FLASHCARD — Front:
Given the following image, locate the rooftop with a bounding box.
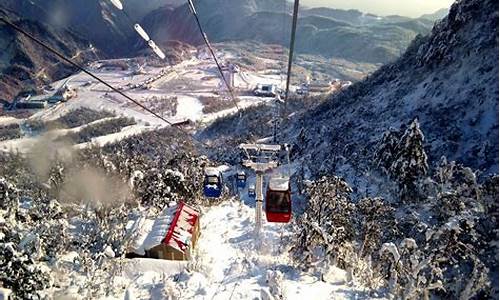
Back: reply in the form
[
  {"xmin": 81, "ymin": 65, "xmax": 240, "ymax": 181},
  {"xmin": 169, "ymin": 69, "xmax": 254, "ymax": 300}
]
[{"xmin": 269, "ymin": 177, "xmax": 289, "ymax": 191}]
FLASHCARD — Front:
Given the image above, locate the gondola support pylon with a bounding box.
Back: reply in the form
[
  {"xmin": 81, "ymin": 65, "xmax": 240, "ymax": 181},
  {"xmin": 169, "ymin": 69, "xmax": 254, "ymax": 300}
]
[{"xmin": 239, "ymin": 144, "xmax": 280, "ymax": 239}]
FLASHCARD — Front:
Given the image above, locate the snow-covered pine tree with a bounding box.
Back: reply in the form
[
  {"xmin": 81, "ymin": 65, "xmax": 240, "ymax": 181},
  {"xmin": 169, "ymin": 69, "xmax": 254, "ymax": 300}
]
[
  {"xmin": 379, "ymin": 238, "xmax": 444, "ymax": 299},
  {"xmin": 291, "ymin": 176, "xmax": 355, "ymax": 271},
  {"xmin": 375, "ymin": 161, "xmax": 498, "ymax": 299},
  {"xmin": 295, "ymin": 161, "xmax": 307, "ymax": 195},
  {"xmin": 432, "ymin": 158, "xmax": 485, "ymax": 221},
  {"xmin": 374, "ymin": 128, "xmax": 401, "ymax": 174},
  {"xmin": 46, "ymin": 157, "xmax": 67, "ymax": 198},
  {"xmin": 480, "ymin": 175, "xmax": 499, "ymax": 222},
  {"xmin": 0, "ymin": 177, "xmax": 51, "ymax": 299},
  {"xmin": 422, "ymin": 215, "xmax": 492, "ymax": 298},
  {"xmin": 356, "ymin": 197, "xmax": 397, "ymax": 258},
  {"xmin": 0, "ymin": 177, "xmax": 18, "ymax": 216},
  {"xmin": 389, "ymin": 119, "xmax": 429, "ymax": 202},
  {"xmin": 0, "ymin": 243, "xmax": 50, "ymax": 300}
]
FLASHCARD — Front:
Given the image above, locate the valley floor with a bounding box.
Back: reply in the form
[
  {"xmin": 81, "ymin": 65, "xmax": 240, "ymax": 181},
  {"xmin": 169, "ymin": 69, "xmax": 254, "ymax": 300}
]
[{"xmin": 0, "ymin": 54, "xmax": 280, "ymax": 153}]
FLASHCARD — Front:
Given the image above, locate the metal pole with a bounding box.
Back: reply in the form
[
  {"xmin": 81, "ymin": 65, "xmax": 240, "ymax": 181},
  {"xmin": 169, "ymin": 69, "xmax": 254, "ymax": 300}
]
[
  {"xmin": 255, "ymin": 171, "xmax": 263, "ymax": 236},
  {"xmin": 273, "ymin": 119, "xmax": 277, "ymax": 143},
  {"xmin": 283, "ymin": 0, "xmax": 300, "ymax": 118},
  {"xmin": 285, "ymin": 144, "xmax": 291, "ymax": 177}
]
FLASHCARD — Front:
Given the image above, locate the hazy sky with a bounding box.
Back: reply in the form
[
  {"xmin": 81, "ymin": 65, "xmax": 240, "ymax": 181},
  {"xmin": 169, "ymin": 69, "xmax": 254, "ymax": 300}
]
[{"xmin": 301, "ymin": 0, "xmax": 455, "ymax": 17}]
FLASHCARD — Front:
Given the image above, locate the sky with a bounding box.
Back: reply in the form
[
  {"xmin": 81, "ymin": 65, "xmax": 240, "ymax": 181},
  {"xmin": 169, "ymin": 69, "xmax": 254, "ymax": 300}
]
[{"xmin": 301, "ymin": 0, "xmax": 455, "ymax": 18}]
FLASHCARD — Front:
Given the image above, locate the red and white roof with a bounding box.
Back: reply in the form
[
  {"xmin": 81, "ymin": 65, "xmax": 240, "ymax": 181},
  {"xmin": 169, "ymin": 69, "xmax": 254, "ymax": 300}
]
[
  {"xmin": 143, "ymin": 202, "xmax": 199, "ymax": 254},
  {"xmin": 163, "ymin": 202, "xmax": 199, "ymax": 253}
]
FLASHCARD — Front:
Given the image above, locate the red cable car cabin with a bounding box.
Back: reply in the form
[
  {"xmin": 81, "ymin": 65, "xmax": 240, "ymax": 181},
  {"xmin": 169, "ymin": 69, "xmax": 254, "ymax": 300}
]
[{"xmin": 265, "ymin": 177, "xmax": 292, "ymax": 223}]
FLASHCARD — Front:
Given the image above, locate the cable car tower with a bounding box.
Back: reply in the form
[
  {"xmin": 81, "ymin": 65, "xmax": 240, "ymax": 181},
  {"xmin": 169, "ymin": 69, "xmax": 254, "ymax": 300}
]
[{"xmin": 239, "ymin": 144, "xmax": 281, "ymax": 236}]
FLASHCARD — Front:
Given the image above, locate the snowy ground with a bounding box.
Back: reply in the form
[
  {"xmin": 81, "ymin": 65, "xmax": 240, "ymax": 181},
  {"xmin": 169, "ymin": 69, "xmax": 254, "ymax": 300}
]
[
  {"xmin": 0, "ymin": 50, "xmax": 287, "ymax": 153},
  {"xmin": 0, "ymin": 116, "xmax": 21, "ymax": 126},
  {"xmin": 117, "ymin": 200, "xmax": 377, "ymax": 300},
  {"xmin": 92, "ymin": 169, "xmax": 376, "ymax": 300}
]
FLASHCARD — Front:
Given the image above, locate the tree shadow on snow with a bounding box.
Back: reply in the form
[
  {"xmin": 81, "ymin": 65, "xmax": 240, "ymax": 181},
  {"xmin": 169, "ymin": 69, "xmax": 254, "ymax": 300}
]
[{"xmin": 228, "ymin": 230, "xmax": 253, "ymax": 244}]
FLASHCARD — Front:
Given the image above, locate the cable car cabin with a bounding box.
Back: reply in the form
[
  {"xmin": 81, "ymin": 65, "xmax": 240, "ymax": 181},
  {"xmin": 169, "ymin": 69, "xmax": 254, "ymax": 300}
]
[
  {"xmin": 248, "ymin": 184, "xmax": 256, "ymax": 198},
  {"xmin": 236, "ymin": 171, "xmax": 246, "ymax": 188},
  {"xmin": 203, "ymin": 168, "xmax": 223, "ymax": 198},
  {"xmin": 265, "ymin": 177, "xmax": 292, "ymax": 223}
]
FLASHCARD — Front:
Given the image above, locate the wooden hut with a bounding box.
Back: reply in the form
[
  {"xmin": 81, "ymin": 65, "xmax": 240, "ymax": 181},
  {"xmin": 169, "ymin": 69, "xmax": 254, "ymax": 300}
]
[{"xmin": 143, "ymin": 202, "xmax": 200, "ymax": 260}]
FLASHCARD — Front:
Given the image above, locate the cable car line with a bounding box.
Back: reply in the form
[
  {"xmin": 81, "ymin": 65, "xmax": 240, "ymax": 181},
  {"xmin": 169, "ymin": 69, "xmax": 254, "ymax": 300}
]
[{"xmin": 186, "ymin": 0, "xmax": 241, "ymax": 113}]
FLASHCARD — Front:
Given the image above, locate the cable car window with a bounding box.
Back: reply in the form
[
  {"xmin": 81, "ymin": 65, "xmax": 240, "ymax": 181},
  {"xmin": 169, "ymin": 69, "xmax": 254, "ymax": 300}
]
[
  {"xmin": 267, "ymin": 192, "xmax": 290, "ymax": 213},
  {"xmin": 206, "ymin": 176, "xmax": 219, "ymax": 184},
  {"xmin": 237, "ymin": 174, "xmax": 246, "ymax": 180}
]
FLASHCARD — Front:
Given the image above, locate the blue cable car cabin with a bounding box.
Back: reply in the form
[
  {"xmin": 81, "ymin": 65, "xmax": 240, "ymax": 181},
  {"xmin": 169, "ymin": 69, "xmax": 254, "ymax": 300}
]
[
  {"xmin": 236, "ymin": 171, "xmax": 247, "ymax": 188},
  {"xmin": 248, "ymin": 184, "xmax": 256, "ymax": 198},
  {"xmin": 203, "ymin": 167, "xmax": 223, "ymax": 198}
]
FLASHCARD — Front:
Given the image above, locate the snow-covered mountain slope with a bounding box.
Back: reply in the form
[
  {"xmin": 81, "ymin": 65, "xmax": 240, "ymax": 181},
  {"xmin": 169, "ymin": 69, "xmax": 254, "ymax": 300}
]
[
  {"xmin": 0, "ymin": 0, "xmax": 138, "ymax": 57},
  {"xmin": 288, "ymin": 0, "xmax": 498, "ymax": 175},
  {"xmin": 0, "ymin": 8, "xmax": 94, "ymax": 102},
  {"xmin": 0, "ymin": 48, "xmax": 292, "ymax": 152},
  {"xmin": 122, "ymin": 0, "xmax": 183, "ymax": 20}
]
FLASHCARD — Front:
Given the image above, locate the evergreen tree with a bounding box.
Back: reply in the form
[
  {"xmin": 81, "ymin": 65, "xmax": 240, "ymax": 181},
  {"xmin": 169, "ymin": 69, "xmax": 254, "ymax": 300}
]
[
  {"xmin": 0, "ymin": 178, "xmax": 50, "ymax": 299},
  {"xmin": 0, "ymin": 178, "xmax": 18, "ymax": 220},
  {"xmin": 0, "ymin": 243, "xmax": 50, "ymax": 300},
  {"xmin": 374, "ymin": 128, "xmax": 401, "ymax": 174},
  {"xmin": 356, "ymin": 197, "xmax": 397, "ymax": 258},
  {"xmin": 292, "ymin": 176, "xmax": 355, "ymax": 269},
  {"xmin": 389, "ymin": 119, "xmax": 429, "ymax": 201}
]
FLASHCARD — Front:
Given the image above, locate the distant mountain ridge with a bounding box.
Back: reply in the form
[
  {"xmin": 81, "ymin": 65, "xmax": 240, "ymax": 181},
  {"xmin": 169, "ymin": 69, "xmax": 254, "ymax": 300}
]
[
  {"xmin": 0, "ymin": 0, "xmax": 143, "ymax": 56},
  {"xmin": 0, "ymin": 0, "xmax": 444, "ymax": 64},
  {"xmin": 141, "ymin": 0, "xmax": 440, "ymax": 64},
  {"xmin": 0, "ymin": 0, "xmax": 452, "ymax": 103},
  {"xmin": 420, "ymin": 8, "xmax": 450, "ymax": 21},
  {"xmin": 122, "ymin": 0, "xmax": 184, "ymax": 20}
]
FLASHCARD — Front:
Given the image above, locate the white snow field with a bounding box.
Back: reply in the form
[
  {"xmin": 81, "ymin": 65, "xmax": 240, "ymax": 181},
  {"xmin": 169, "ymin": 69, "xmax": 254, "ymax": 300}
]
[
  {"xmin": 119, "ymin": 200, "xmax": 377, "ymax": 300},
  {"xmin": 0, "ymin": 116, "xmax": 21, "ymax": 126},
  {"xmin": 0, "ymin": 50, "xmax": 283, "ymax": 153}
]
